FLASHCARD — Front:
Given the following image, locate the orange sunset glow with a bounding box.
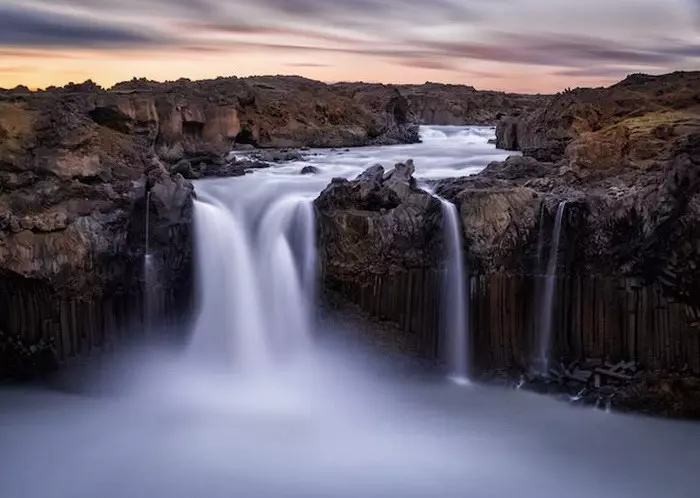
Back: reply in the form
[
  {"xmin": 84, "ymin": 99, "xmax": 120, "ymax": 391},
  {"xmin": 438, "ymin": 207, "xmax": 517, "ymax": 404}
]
[{"xmin": 1, "ymin": 1, "xmax": 699, "ymax": 92}]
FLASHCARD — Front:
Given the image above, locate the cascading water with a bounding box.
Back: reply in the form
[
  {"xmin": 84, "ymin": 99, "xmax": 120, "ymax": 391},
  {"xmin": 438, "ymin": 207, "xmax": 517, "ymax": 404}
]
[
  {"xmin": 535, "ymin": 201, "xmax": 567, "ymax": 375},
  {"xmin": 143, "ymin": 190, "xmax": 156, "ymax": 331},
  {"xmin": 190, "ymin": 187, "xmax": 316, "ymax": 376},
  {"xmin": 418, "ymin": 184, "xmax": 470, "ymax": 384},
  {"xmin": 441, "ymin": 199, "xmax": 470, "ymax": 384},
  {"xmin": 535, "ymin": 204, "xmax": 547, "ymax": 271}
]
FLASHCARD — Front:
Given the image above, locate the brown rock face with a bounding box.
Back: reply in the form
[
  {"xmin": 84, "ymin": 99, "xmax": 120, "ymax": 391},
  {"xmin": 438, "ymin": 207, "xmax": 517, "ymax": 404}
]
[
  {"xmin": 0, "ymin": 89, "xmax": 194, "ymax": 375},
  {"xmin": 99, "ymin": 76, "xmax": 421, "ymax": 155},
  {"xmin": 315, "ymin": 162, "xmax": 443, "ymax": 285},
  {"xmin": 495, "ymin": 71, "xmax": 700, "ymax": 165},
  {"xmin": 397, "ymin": 83, "xmax": 549, "ymax": 126}
]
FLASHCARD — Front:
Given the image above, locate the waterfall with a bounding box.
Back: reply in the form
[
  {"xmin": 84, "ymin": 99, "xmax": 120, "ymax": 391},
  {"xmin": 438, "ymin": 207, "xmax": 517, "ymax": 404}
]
[
  {"xmin": 189, "ymin": 189, "xmax": 316, "ymax": 377},
  {"xmin": 143, "ymin": 190, "xmax": 156, "ymax": 331},
  {"xmin": 535, "ymin": 204, "xmax": 547, "ymax": 271},
  {"xmin": 535, "ymin": 201, "xmax": 567, "ymax": 375},
  {"xmin": 440, "ymin": 199, "xmax": 470, "ymax": 384}
]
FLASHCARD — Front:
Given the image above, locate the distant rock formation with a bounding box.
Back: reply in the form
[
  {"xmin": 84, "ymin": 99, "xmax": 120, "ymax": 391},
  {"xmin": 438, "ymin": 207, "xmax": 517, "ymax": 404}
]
[
  {"xmin": 398, "ymin": 82, "xmax": 549, "ymax": 126},
  {"xmin": 495, "ymin": 71, "xmax": 700, "ymax": 163}
]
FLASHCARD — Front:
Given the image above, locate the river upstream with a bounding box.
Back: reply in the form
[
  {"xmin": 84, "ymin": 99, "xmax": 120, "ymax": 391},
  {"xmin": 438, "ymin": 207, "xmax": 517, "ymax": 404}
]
[{"xmin": 1, "ymin": 127, "xmax": 699, "ymax": 498}]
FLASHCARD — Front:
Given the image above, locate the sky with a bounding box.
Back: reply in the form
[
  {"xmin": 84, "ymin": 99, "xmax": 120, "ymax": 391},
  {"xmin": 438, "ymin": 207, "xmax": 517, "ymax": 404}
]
[{"xmin": 0, "ymin": 0, "xmax": 698, "ymax": 93}]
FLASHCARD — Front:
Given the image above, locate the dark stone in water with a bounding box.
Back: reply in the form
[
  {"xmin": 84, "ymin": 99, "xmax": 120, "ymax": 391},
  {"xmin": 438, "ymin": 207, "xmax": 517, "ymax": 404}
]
[{"xmin": 301, "ymin": 166, "xmax": 319, "ymax": 175}]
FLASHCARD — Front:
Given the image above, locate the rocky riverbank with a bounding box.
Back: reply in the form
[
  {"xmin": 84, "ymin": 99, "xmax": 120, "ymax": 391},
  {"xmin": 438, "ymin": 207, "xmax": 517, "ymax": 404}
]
[
  {"xmin": 315, "ymin": 71, "xmax": 700, "ymax": 418},
  {"xmin": 3, "ymin": 74, "xmax": 509, "ymax": 376}
]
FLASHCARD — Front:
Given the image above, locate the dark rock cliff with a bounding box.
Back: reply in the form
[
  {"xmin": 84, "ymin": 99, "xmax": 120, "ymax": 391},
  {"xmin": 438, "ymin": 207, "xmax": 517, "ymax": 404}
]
[
  {"xmin": 0, "ymin": 88, "xmax": 194, "ymax": 377},
  {"xmin": 316, "ymin": 72, "xmax": 700, "ymax": 410}
]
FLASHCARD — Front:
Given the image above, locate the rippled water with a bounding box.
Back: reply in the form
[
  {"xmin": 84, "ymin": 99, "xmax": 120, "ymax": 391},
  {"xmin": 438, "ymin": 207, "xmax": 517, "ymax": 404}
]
[{"xmin": 1, "ymin": 127, "xmax": 699, "ymax": 498}]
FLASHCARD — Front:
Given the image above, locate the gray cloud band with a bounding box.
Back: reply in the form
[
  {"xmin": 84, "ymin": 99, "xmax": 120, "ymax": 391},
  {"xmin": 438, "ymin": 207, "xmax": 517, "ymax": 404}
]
[
  {"xmin": 0, "ymin": 5, "xmax": 155, "ymax": 46},
  {"xmin": 0, "ymin": 0, "xmax": 696, "ymax": 76}
]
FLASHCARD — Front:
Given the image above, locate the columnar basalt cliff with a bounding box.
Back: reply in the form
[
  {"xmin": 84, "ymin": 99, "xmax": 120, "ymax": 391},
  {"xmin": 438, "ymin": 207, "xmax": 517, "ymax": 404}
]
[
  {"xmin": 0, "ymin": 91, "xmax": 194, "ymax": 377},
  {"xmin": 316, "ymin": 71, "xmax": 700, "ymax": 416}
]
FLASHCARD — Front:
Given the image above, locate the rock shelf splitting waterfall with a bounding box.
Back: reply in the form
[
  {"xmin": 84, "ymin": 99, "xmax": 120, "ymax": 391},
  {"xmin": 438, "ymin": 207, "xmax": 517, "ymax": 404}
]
[{"xmin": 535, "ymin": 201, "xmax": 567, "ymax": 375}]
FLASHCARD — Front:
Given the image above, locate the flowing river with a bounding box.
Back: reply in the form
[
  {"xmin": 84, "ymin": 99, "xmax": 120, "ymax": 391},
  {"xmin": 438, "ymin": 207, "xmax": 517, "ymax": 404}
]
[{"xmin": 1, "ymin": 126, "xmax": 699, "ymax": 498}]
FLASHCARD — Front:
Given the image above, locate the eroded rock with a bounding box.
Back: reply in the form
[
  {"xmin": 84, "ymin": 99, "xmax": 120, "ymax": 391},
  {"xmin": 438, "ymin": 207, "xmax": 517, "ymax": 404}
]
[{"xmin": 315, "ymin": 161, "xmax": 442, "ymax": 284}]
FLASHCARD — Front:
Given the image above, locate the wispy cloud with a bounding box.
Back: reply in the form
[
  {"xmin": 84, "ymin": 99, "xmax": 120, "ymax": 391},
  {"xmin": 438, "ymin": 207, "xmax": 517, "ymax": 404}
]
[
  {"xmin": 286, "ymin": 62, "xmax": 330, "ymax": 68},
  {"xmin": 0, "ymin": 4, "xmax": 157, "ymax": 47},
  {"xmin": 397, "ymin": 59, "xmax": 458, "ymax": 71},
  {"xmin": 0, "ymin": 0, "xmax": 697, "ymax": 91}
]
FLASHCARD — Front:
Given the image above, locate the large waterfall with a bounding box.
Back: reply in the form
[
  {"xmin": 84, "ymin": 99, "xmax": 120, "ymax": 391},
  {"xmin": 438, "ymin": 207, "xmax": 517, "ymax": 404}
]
[{"xmin": 190, "ymin": 190, "xmax": 316, "ymax": 375}]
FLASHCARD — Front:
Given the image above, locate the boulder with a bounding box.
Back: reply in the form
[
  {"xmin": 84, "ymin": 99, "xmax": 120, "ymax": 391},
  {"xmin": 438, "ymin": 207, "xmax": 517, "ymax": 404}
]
[
  {"xmin": 315, "ymin": 162, "xmax": 442, "ymax": 284},
  {"xmin": 301, "ymin": 166, "xmax": 320, "ymax": 175}
]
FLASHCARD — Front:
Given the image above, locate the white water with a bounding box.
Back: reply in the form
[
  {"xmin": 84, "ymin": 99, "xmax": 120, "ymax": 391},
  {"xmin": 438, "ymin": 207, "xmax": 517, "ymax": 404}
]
[
  {"xmin": 536, "ymin": 202, "xmax": 568, "ymax": 375},
  {"xmin": 2, "ymin": 128, "xmax": 699, "ymax": 498},
  {"xmin": 143, "ymin": 191, "xmax": 156, "ymax": 331},
  {"xmin": 440, "ymin": 199, "xmax": 470, "ymax": 384}
]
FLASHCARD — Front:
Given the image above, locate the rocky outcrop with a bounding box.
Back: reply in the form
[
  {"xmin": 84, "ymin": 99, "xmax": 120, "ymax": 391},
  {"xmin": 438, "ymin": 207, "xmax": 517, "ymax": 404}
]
[
  {"xmin": 495, "ymin": 71, "xmax": 700, "ymax": 164},
  {"xmin": 0, "ymin": 91, "xmax": 194, "ymax": 375},
  {"xmin": 90, "ymin": 76, "xmax": 420, "ymax": 157},
  {"xmin": 397, "ymin": 83, "xmax": 549, "ymax": 126},
  {"xmin": 315, "ymin": 161, "xmax": 443, "ymax": 285},
  {"xmin": 316, "ymin": 72, "xmax": 700, "ymax": 414},
  {"xmin": 2, "ymin": 76, "xmax": 423, "ymax": 171}
]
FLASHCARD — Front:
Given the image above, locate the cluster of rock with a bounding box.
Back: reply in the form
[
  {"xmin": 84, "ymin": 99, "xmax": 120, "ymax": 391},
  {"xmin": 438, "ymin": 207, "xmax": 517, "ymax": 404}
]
[
  {"xmin": 397, "ymin": 82, "xmax": 548, "ymax": 126},
  {"xmin": 486, "ymin": 358, "xmax": 700, "ymax": 419},
  {"xmin": 315, "ymin": 159, "xmax": 443, "ymax": 284},
  {"xmin": 314, "ymin": 71, "xmax": 700, "ymax": 417}
]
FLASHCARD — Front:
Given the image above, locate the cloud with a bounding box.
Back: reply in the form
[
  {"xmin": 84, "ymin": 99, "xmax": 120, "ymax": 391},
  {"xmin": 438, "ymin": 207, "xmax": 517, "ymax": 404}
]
[
  {"xmin": 0, "ymin": 5, "xmax": 156, "ymax": 46},
  {"xmin": 0, "ymin": 0, "xmax": 697, "ymax": 91},
  {"xmin": 0, "ymin": 48, "xmax": 82, "ymax": 59},
  {"xmin": 397, "ymin": 59, "xmax": 458, "ymax": 71},
  {"xmin": 286, "ymin": 62, "xmax": 331, "ymax": 68},
  {"xmin": 180, "ymin": 21, "xmax": 368, "ymax": 45},
  {"xmin": 253, "ymin": 0, "xmax": 475, "ymax": 24},
  {"xmin": 419, "ymin": 34, "xmax": 700, "ymax": 69},
  {"xmin": 0, "ymin": 66, "xmax": 34, "ymax": 74}
]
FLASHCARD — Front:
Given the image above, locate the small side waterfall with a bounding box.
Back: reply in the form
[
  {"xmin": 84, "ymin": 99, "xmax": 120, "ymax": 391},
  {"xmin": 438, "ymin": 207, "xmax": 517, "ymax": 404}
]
[
  {"xmin": 143, "ymin": 190, "xmax": 157, "ymax": 331},
  {"xmin": 535, "ymin": 204, "xmax": 547, "ymax": 271},
  {"xmin": 440, "ymin": 199, "xmax": 470, "ymax": 384},
  {"xmin": 535, "ymin": 201, "xmax": 567, "ymax": 375},
  {"xmin": 190, "ymin": 189, "xmax": 317, "ymax": 377}
]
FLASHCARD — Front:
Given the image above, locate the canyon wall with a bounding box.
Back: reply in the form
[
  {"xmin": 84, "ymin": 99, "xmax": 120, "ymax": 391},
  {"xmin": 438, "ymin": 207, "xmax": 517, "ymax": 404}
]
[{"xmin": 317, "ymin": 72, "xmax": 700, "ymax": 380}]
